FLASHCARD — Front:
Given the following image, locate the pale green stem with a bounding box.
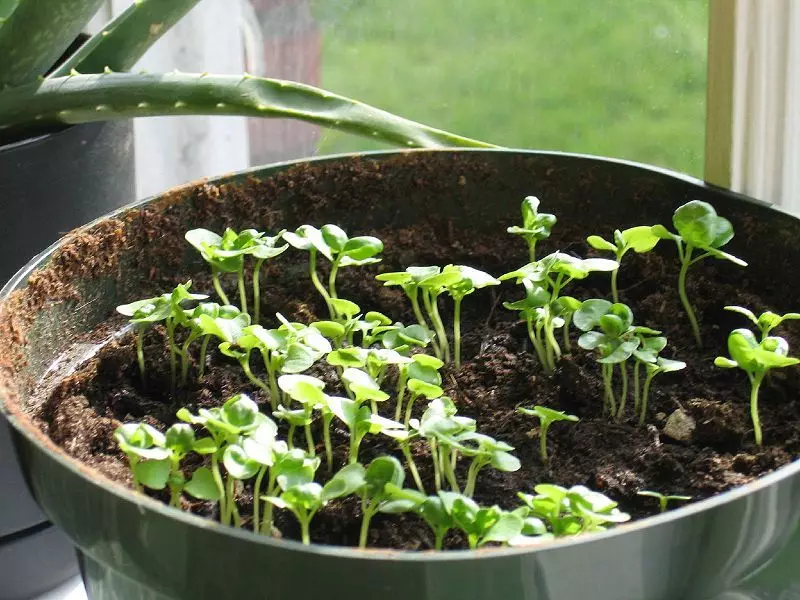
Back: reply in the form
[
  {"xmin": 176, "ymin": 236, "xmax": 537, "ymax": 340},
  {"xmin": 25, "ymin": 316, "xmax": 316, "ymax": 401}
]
[
  {"xmin": 751, "ymin": 373, "xmax": 764, "ymax": 446},
  {"xmin": 602, "ymin": 363, "xmax": 617, "ymax": 415},
  {"xmin": 180, "ymin": 333, "xmax": 196, "ymax": 385},
  {"xmin": 463, "ymin": 459, "xmax": 486, "ymax": 497},
  {"xmin": 539, "ymin": 421, "xmax": 551, "ymax": 462},
  {"xmin": 237, "ymin": 264, "xmax": 248, "ymax": 315},
  {"xmin": 299, "ymin": 515, "xmax": 312, "ymax": 545},
  {"xmin": 239, "ymin": 352, "xmax": 271, "ymax": 396},
  {"xmin": 370, "ymin": 400, "xmax": 379, "ymax": 416},
  {"xmin": 441, "ymin": 445, "xmax": 460, "ymax": 492},
  {"xmin": 359, "ymin": 501, "xmax": 375, "ymax": 549},
  {"xmin": 309, "ymin": 250, "xmax": 335, "ymax": 319},
  {"xmin": 404, "ymin": 392, "xmax": 420, "ymax": 428},
  {"xmin": 328, "ymin": 257, "xmax": 341, "ymax": 299},
  {"xmin": 224, "ymin": 476, "xmax": 236, "ymax": 525},
  {"xmin": 453, "ymin": 297, "xmax": 463, "ymax": 369},
  {"xmin": 394, "ymin": 370, "xmax": 409, "ymax": 421},
  {"xmin": 211, "ymin": 266, "xmax": 231, "ymax": 306},
  {"xmin": 323, "ymin": 413, "xmax": 334, "ymax": 473},
  {"xmin": 166, "ymin": 318, "xmax": 178, "ymax": 392},
  {"xmin": 135, "ymin": 326, "xmax": 146, "ymax": 383},
  {"xmin": 262, "ymin": 353, "xmax": 280, "ymax": 411},
  {"xmin": 430, "ymin": 439, "xmax": 442, "ymax": 492},
  {"xmin": 260, "ymin": 472, "xmax": 277, "ymax": 535},
  {"xmin": 349, "ymin": 431, "xmax": 362, "ymax": 464},
  {"xmin": 639, "ymin": 372, "xmax": 655, "ymax": 426},
  {"xmin": 633, "ymin": 361, "xmax": 641, "ymax": 412},
  {"xmin": 253, "ymin": 258, "xmax": 265, "ymax": 324},
  {"xmin": 562, "ymin": 314, "xmax": 573, "ymax": 353},
  {"xmin": 526, "ymin": 319, "xmax": 550, "ymax": 373},
  {"xmin": 611, "ymin": 267, "xmax": 620, "ymax": 303},
  {"xmin": 401, "ymin": 442, "xmax": 425, "ymax": 492},
  {"xmin": 252, "ymin": 465, "xmax": 267, "ymax": 533},
  {"xmin": 409, "ymin": 286, "xmax": 441, "ymax": 356},
  {"xmin": 616, "ymin": 361, "xmax": 628, "ymax": 421},
  {"xmin": 211, "ymin": 453, "xmax": 226, "ymax": 523},
  {"xmin": 304, "ymin": 422, "xmax": 315, "ymax": 456},
  {"xmin": 544, "ymin": 314, "xmax": 562, "ymax": 363},
  {"xmin": 423, "ymin": 289, "xmax": 449, "ymax": 362},
  {"xmin": 434, "ymin": 529, "xmax": 446, "ymax": 550},
  {"xmin": 537, "ymin": 320, "xmax": 556, "ymax": 373},
  {"xmin": 678, "ymin": 244, "xmax": 703, "ymax": 347},
  {"xmin": 287, "ymin": 424, "xmax": 296, "ymax": 450},
  {"xmin": 198, "ymin": 335, "xmax": 210, "ymax": 380}
]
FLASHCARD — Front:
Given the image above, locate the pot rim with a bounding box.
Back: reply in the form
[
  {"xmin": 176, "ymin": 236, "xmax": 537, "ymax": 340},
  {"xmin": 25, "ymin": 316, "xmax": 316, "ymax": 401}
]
[{"xmin": 1, "ymin": 147, "xmax": 796, "ymax": 562}]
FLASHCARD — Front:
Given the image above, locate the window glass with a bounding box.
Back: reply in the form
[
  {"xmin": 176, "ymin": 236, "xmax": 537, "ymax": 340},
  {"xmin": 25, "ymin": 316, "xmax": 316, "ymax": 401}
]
[{"xmin": 248, "ymin": 0, "xmax": 708, "ymax": 177}]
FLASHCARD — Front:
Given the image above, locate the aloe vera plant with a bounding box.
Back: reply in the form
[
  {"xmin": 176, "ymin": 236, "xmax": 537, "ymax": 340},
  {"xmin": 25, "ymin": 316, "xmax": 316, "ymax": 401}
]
[{"xmin": 0, "ymin": 1, "xmax": 496, "ymax": 148}]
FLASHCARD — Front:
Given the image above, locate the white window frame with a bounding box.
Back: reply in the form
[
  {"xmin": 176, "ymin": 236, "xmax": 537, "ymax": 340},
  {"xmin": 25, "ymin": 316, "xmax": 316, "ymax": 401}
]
[{"xmin": 705, "ymin": 0, "xmax": 800, "ymax": 210}]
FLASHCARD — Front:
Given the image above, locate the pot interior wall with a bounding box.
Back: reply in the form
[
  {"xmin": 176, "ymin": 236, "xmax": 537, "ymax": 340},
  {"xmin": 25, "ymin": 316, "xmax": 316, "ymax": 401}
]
[{"xmin": 2, "ymin": 150, "xmax": 790, "ymax": 407}]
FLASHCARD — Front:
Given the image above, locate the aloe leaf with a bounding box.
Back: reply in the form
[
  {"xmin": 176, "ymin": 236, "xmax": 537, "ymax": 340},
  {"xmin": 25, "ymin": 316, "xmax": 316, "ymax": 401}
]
[
  {"xmin": 51, "ymin": 0, "xmax": 202, "ymax": 78},
  {"xmin": 0, "ymin": 72, "xmax": 497, "ymax": 149},
  {"xmin": 0, "ymin": 0, "xmax": 105, "ymax": 87}
]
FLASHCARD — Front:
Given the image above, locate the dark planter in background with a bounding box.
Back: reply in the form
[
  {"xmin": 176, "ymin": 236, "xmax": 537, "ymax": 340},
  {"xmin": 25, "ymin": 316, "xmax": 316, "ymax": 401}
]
[
  {"xmin": 0, "ymin": 121, "xmax": 134, "ymax": 599},
  {"xmin": 1, "ymin": 149, "xmax": 799, "ymax": 600}
]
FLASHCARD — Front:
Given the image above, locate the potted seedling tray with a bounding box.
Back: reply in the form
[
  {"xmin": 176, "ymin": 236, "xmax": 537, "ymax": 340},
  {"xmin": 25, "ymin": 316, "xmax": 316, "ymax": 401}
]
[{"xmin": 1, "ymin": 149, "xmax": 799, "ymax": 600}]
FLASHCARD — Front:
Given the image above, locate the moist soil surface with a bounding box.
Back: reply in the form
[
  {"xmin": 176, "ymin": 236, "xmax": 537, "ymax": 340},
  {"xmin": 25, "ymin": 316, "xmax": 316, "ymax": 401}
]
[{"xmin": 29, "ymin": 156, "xmax": 800, "ymax": 552}]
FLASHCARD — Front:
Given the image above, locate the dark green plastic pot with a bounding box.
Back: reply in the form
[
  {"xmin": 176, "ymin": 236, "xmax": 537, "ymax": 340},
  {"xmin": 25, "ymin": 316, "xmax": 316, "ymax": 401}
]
[
  {"xmin": 1, "ymin": 150, "xmax": 799, "ymax": 600},
  {"xmin": 0, "ymin": 120, "xmax": 134, "ymax": 599}
]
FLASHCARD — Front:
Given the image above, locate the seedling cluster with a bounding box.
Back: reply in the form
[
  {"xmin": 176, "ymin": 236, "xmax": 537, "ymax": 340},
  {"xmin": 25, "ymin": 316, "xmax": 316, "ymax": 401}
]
[{"xmin": 112, "ymin": 195, "xmax": 792, "ymax": 550}]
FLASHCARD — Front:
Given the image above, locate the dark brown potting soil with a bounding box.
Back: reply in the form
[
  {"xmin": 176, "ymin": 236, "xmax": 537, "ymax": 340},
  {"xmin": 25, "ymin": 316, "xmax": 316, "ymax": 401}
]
[{"xmin": 18, "ymin": 153, "xmax": 800, "ymax": 551}]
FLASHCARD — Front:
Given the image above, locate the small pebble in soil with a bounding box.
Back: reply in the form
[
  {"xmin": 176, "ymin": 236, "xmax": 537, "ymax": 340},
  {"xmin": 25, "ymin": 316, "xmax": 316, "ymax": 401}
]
[{"xmin": 663, "ymin": 408, "xmax": 697, "ymax": 443}]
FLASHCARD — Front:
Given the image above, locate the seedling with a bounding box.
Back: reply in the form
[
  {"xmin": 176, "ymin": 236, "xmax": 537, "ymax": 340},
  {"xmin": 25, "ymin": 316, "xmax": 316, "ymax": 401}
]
[
  {"xmin": 574, "ymin": 299, "xmax": 640, "ymax": 418},
  {"xmin": 637, "ymin": 490, "xmax": 692, "ymax": 513},
  {"xmin": 380, "ymin": 322, "xmax": 433, "ymax": 355},
  {"xmin": 587, "ymin": 226, "xmax": 660, "ymax": 302},
  {"xmin": 638, "ymin": 357, "xmax": 686, "ymax": 426},
  {"xmin": 518, "ymin": 484, "xmax": 630, "ymax": 536},
  {"xmin": 376, "ymin": 266, "xmax": 451, "ymax": 358},
  {"xmin": 393, "ymin": 354, "xmax": 443, "ymax": 423},
  {"xmin": 507, "ymin": 196, "xmax": 557, "ymax": 262},
  {"xmin": 400, "ymin": 356, "xmax": 444, "ymax": 426},
  {"xmin": 250, "ymin": 441, "xmax": 318, "ymax": 535},
  {"xmin": 438, "ymin": 265, "xmax": 500, "ymax": 368},
  {"xmin": 725, "ymin": 306, "xmax": 800, "ymax": 341},
  {"xmin": 326, "ymin": 396, "xmax": 405, "ymax": 464},
  {"xmin": 116, "ymin": 281, "xmax": 207, "ymax": 386},
  {"xmin": 177, "ymin": 393, "xmax": 265, "ymax": 525},
  {"xmin": 502, "ymin": 252, "xmax": 618, "ymax": 373},
  {"xmin": 185, "ymin": 228, "xmax": 260, "ymax": 312},
  {"xmin": 342, "ymin": 367, "xmax": 390, "ymax": 415},
  {"xmin": 439, "ymin": 492, "xmax": 524, "ymax": 549},
  {"xmin": 189, "ymin": 303, "xmax": 250, "ymax": 383},
  {"xmin": 517, "ymin": 405, "xmax": 579, "ymax": 462},
  {"xmin": 263, "ymin": 459, "xmax": 363, "ymax": 544},
  {"xmin": 277, "ymin": 374, "xmax": 327, "ymax": 455},
  {"xmin": 378, "ymin": 426, "xmax": 425, "ymax": 493},
  {"xmin": 412, "ymin": 397, "xmax": 476, "ymax": 492},
  {"xmin": 457, "ymin": 432, "xmax": 521, "ymax": 497},
  {"xmin": 334, "ymin": 456, "xmax": 407, "ymax": 548},
  {"xmin": 652, "ymin": 200, "xmax": 747, "ymax": 347},
  {"xmin": 239, "ymin": 417, "xmax": 280, "ymax": 532},
  {"xmin": 245, "ymin": 230, "xmax": 288, "ymax": 323},
  {"xmin": 714, "ymin": 328, "xmax": 799, "ymax": 445},
  {"xmin": 383, "ymin": 485, "xmax": 454, "ymax": 549},
  {"xmin": 284, "ymin": 224, "xmax": 383, "ymax": 319},
  {"xmin": 227, "ymin": 318, "xmax": 331, "ymax": 410},
  {"xmin": 114, "ymin": 423, "xmax": 170, "ymax": 493}
]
